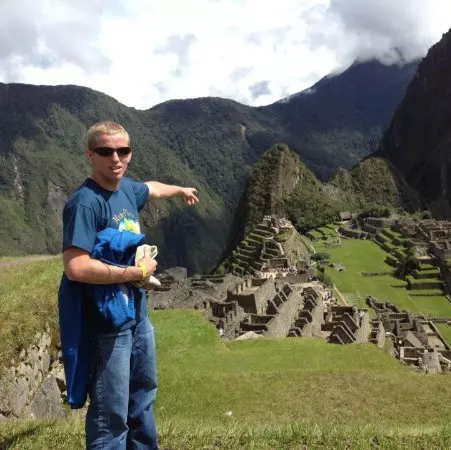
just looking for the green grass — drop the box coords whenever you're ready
[0,256,62,370]
[307,229,324,239]
[0,256,16,262]
[275,229,291,241]
[2,253,451,448]
[418,264,437,270]
[131,312,451,430]
[435,323,451,347]
[317,225,337,237]
[2,310,451,448]
[322,240,451,317]
[2,419,451,449]
[414,269,440,276]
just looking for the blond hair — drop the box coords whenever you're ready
[87,121,129,149]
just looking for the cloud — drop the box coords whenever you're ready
[0,0,126,80]
[0,0,450,108]
[323,0,451,64]
[155,34,197,67]
[249,81,271,101]
[230,67,253,82]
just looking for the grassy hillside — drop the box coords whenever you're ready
[2,309,451,448]
[0,257,61,370]
[1,258,451,448]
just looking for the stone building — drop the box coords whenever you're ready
[366,296,451,372]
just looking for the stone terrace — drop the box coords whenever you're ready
[367,296,451,372]
[227,217,306,279]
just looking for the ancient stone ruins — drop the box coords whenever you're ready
[367,297,451,373]
[152,215,451,374]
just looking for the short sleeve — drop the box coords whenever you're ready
[131,181,149,212]
[62,203,98,253]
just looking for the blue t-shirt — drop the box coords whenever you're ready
[62,177,149,334]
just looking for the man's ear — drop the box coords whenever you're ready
[84,148,94,166]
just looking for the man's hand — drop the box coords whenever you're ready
[179,187,199,205]
[146,181,199,204]
[139,254,157,276]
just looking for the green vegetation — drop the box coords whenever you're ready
[318,239,451,317]
[284,164,341,232]
[0,60,418,270]
[435,323,451,347]
[311,252,331,262]
[328,157,424,213]
[0,257,61,370]
[235,144,342,239]
[2,419,451,449]
[2,310,451,448]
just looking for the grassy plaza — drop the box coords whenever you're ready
[312,237,451,318]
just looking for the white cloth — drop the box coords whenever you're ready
[132,244,161,289]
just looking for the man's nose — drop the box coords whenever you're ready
[111,151,120,161]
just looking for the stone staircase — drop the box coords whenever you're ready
[229,222,287,276]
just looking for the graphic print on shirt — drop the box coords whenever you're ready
[112,208,141,234]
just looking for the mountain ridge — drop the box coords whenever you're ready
[0,59,419,271]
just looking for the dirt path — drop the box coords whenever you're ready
[0,255,58,268]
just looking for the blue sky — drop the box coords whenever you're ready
[0,0,450,109]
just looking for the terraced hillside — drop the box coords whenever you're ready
[317,234,451,318]
[220,218,309,277]
[229,222,277,276]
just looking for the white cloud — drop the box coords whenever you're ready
[325,0,451,64]
[0,0,450,109]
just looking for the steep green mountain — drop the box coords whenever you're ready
[326,157,425,213]
[0,86,234,273]
[377,28,451,217]
[0,60,418,271]
[222,144,343,258]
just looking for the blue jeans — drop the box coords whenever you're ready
[86,317,158,449]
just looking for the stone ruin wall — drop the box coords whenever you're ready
[367,296,451,372]
[0,326,67,421]
[226,278,276,315]
[265,286,303,338]
[288,288,326,338]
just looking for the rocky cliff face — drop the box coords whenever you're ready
[378,28,451,217]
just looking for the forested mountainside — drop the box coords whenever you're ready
[221,144,425,265]
[378,28,451,217]
[0,59,417,271]
[327,157,425,213]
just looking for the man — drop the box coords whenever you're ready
[61,121,198,449]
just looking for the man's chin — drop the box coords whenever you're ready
[110,171,124,179]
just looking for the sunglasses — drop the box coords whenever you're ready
[89,147,132,157]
